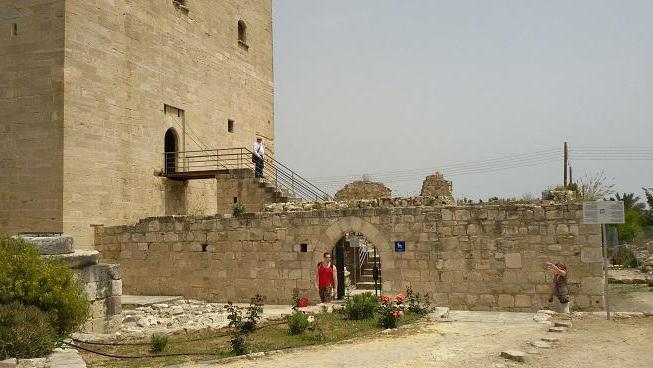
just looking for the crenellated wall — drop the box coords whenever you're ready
[95,202,605,311]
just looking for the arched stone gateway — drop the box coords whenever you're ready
[315,217,394,294]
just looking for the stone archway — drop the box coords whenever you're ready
[315,217,395,293]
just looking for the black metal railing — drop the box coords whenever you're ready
[163,147,332,202]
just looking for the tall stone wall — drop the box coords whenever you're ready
[95,202,605,312]
[0,0,65,235]
[1,0,274,248]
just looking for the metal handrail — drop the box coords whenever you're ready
[162,147,332,202]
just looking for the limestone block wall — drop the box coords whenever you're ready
[95,203,605,312]
[1,0,274,248]
[0,0,65,235]
[215,171,288,214]
[61,0,274,248]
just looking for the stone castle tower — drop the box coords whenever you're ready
[0,0,274,248]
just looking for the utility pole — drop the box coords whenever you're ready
[563,142,569,189]
[569,166,573,185]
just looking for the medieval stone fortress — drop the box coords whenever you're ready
[1,1,651,367]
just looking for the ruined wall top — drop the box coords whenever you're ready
[420,172,455,204]
[334,180,392,201]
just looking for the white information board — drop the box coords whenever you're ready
[583,201,625,224]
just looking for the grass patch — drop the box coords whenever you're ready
[608,284,653,295]
[81,312,421,368]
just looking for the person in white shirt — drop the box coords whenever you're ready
[253,137,264,178]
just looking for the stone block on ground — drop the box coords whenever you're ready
[16,357,46,368]
[554,321,572,328]
[548,326,568,333]
[15,234,74,255]
[0,358,16,368]
[541,336,560,343]
[500,350,526,362]
[529,340,552,348]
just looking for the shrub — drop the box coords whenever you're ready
[0,237,89,336]
[223,294,264,333]
[405,286,434,316]
[229,333,247,355]
[286,311,309,335]
[0,302,58,359]
[343,292,378,320]
[241,294,264,333]
[377,294,405,329]
[232,203,246,218]
[150,334,168,353]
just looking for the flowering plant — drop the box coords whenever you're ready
[377,294,405,329]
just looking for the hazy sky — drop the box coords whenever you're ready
[272,0,653,201]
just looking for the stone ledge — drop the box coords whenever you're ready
[44,250,99,269]
[14,233,74,255]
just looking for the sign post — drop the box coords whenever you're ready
[582,201,625,320]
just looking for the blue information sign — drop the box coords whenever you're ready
[394,241,406,252]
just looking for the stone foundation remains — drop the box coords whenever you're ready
[95,202,605,312]
[334,180,392,201]
[18,234,122,333]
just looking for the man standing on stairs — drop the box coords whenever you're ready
[253,137,264,178]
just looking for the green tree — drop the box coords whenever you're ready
[615,209,644,243]
[610,192,646,211]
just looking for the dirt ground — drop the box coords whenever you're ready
[178,311,653,368]
[608,283,653,312]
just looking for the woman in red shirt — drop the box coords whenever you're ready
[315,252,338,303]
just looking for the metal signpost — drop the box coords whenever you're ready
[582,201,625,320]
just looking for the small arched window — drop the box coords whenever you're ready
[237,20,247,46]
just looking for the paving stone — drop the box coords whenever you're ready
[500,350,526,362]
[554,321,572,328]
[548,326,568,333]
[0,358,16,368]
[529,340,552,348]
[16,357,46,368]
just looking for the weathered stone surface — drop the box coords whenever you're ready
[548,326,568,333]
[46,250,98,269]
[16,357,46,368]
[0,358,17,368]
[15,234,74,255]
[541,336,560,343]
[95,203,604,311]
[500,350,526,362]
[505,253,522,269]
[554,321,572,328]
[0,1,275,249]
[529,340,552,348]
[334,180,392,201]
[420,172,455,204]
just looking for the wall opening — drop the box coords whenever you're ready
[300,243,308,252]
[11,23,17,36]
[330,232,381,300]
[164,128,178,174]
[227,119,234,133]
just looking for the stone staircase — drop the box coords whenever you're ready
[253,176,302,204]
[355,254,381,290]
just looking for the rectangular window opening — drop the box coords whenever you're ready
[233,197,238,203]
[300,243,308,253]
[11,23,17,36]
[227,119,234,133]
